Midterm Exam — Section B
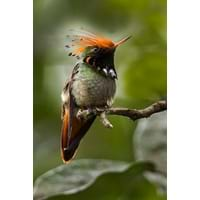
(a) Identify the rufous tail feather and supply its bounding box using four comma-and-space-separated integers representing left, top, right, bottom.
61, 109, 96, 163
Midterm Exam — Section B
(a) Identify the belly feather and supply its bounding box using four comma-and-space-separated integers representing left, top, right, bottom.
72, 74, 116, 107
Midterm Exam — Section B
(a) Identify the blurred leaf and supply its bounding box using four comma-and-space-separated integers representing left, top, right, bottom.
144, 171, 167, 195
34, 159, 155, 200
134, 112, 167, 173
133, 112, 167, 193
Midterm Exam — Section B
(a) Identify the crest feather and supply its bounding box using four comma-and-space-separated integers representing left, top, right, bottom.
65, 30, 115, 57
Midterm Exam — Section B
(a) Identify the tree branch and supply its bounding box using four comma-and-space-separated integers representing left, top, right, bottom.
77, 100, 167, 125
103, 100, 167, 121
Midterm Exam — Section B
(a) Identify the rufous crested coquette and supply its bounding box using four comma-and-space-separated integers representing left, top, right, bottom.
61, 30, 131, 163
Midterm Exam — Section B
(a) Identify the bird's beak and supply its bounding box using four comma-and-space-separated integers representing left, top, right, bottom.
114, 36, 132, 48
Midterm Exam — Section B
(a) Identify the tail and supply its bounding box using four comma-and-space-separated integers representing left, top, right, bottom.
61, 109, 96, 163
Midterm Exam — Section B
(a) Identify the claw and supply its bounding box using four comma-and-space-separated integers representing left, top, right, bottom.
76, 109, 87, 120
76, 108, 96, 120
99, 112, 113, 129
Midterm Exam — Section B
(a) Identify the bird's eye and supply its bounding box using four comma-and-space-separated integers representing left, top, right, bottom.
92, 47, 98, 52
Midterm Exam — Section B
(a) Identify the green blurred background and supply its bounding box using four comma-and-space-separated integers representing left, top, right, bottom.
34, 0, 166, 199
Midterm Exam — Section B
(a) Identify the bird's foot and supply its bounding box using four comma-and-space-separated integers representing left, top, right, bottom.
99, 111, 113, 129
77, 107, 113, 128
76, 108, 97, 120
95, 107, 113, 128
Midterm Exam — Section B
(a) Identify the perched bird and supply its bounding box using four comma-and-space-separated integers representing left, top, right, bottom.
61, 30, 131, 163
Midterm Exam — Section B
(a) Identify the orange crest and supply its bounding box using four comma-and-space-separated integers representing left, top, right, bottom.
65, 30, 115, 57
65, 29, 131, 58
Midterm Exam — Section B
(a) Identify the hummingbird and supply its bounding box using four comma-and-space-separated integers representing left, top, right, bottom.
61, 30, 131, 163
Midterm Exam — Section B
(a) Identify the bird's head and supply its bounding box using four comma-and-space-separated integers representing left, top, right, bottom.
65, 30, 131, 78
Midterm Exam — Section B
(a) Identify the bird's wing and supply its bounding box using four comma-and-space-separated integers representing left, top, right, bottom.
61, 64, 96, 163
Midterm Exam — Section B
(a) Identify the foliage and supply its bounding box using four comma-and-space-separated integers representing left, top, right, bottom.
34, 160, 155, 200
